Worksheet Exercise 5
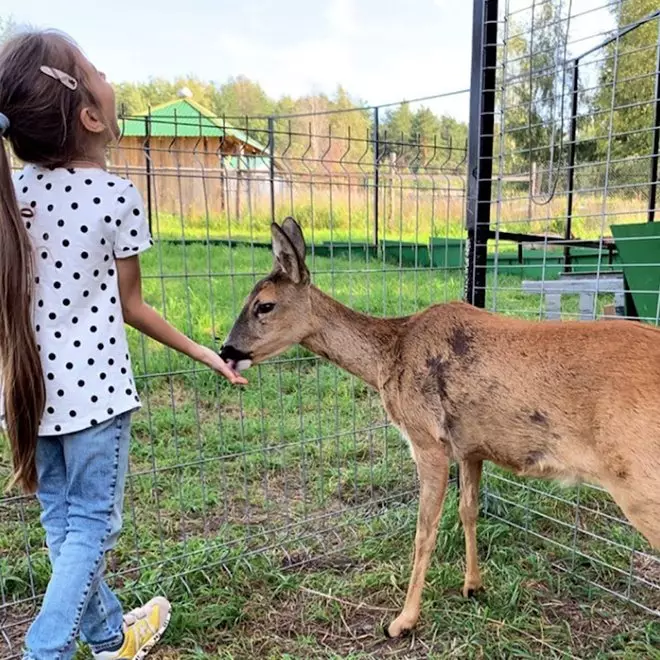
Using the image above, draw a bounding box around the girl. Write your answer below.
[0,30,247,659]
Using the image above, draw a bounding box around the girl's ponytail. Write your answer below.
[0,119,45,493]
[0,30,96,492]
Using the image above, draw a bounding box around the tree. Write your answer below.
[328,86,372,167]
[382,102,414,165]
[437,114,468,170]
[0,15,17,45]
[107,71,469,175]
[411,106,442,170]
[114,82,146,115]
[114,76,217,116]
[595,0,658,161]
[505,0,570,178]
[213,76,273,118]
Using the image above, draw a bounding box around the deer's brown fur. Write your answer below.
[221,218,660,638]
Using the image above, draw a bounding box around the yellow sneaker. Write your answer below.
[94,596,171,660]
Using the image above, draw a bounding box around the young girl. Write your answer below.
[0,30,247,659]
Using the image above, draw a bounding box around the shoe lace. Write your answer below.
[124,607,155,642]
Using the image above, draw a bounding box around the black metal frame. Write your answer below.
[564,62,579,271]
[649,24,660,223]
[144,113,153,235]
[268,116,276,223]
[465,0,498,309]
[373,106,381,249]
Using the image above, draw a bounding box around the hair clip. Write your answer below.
[39,65,78,91]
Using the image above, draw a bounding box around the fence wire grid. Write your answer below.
[468,0,660,620]
[2,0,660,655]
[0,91,470,655]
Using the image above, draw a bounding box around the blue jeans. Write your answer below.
[24,413,132,659]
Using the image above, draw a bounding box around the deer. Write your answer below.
[220,217,660,638]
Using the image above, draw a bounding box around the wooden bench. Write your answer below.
[521,272,625,321]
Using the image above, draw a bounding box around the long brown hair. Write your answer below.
[0,31,97,492]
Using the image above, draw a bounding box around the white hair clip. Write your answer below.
[39,65,78,91]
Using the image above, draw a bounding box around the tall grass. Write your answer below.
[151,188,652,245]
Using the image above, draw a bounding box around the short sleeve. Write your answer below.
[113,183,153,259]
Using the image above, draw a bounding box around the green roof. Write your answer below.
[119,99,266,152]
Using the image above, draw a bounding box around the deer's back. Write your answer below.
[383,301,660,486]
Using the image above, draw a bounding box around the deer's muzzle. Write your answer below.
[219,344,254,372]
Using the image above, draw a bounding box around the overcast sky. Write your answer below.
[3,0,616,120]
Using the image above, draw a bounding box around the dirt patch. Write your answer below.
[280,552,359,574]
[632,552,660,587]
[1,603,35,659]
[201,586,428,659]
[529,579,650,655]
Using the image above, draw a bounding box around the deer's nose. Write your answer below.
[219,344,252,363]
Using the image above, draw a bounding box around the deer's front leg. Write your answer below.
[386,448,449,638]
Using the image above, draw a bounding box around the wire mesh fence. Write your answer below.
[470,0,660,619]
[2,1,660,655]
[0,93,470,656]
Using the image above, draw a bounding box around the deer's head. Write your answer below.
[220,217,314,372]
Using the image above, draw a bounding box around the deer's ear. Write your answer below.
[271,223,310,285]
[280,217,306,263]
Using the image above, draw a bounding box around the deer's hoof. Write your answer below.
[385,615,416,639]
[462,581,483,599]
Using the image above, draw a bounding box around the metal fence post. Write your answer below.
[374,106,380,249]
[564,61,579,270]
[144,108,153,236]
[648,27,660,223]
[465,0,498,310]
[463,0,498,499]
[268,116,276,223]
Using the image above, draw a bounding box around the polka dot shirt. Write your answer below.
[7,165,154,436]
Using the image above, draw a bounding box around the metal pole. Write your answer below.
[465,0,498,308]
[268,116,276,223]
[460,0,499,501]
[564,61,579,270]
[648,31,660,223]
[374,106,380,249]
[144,108,153,236]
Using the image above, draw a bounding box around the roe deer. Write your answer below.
[220,217,660,638]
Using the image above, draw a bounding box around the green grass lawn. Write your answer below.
[1,243,658,659]
[149,190,654,247]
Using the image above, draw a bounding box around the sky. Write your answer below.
[2,0,616,121]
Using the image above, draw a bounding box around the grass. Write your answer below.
[149,190,654,246]
[1,241,659,659]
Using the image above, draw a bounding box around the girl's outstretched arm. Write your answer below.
[116,255,247,386]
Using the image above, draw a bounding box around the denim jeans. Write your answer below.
[24,413,132,659]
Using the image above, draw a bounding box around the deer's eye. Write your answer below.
[256,302,275,315]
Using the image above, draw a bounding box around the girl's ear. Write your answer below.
[79,105,106,135]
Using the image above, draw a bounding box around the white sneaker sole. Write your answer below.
[133,607,171,660]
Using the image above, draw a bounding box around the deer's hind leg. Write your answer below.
[459,459,483,598]
[386,444,449,639]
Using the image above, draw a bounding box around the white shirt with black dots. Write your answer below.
[5,164,154,436]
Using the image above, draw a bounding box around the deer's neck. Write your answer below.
[301,286,404,389]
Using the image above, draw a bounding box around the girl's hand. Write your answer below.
[196,345,248,385]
